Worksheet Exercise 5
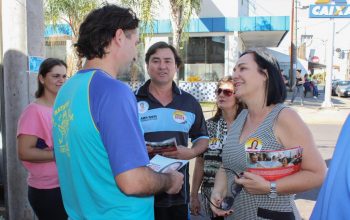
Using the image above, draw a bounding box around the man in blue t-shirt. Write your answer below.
[135,42,209,220]
[311,115,350,220]
[52,5,183,220]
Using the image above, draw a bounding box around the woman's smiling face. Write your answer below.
[233,53,267,101]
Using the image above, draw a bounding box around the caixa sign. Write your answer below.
[309,0,350,18]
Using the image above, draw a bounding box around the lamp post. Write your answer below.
[322,18,335,108]
[289,0,297,90]
[290,0,309,90]
[308,1,349,108]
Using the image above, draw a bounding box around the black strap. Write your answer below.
[257,207,295,220]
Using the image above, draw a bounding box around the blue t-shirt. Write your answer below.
[311,115,350,220]
[53,69,153,220]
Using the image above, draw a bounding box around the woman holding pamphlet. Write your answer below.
[190,76,244,220]
[210,49,326,219]
[17,58,68,219]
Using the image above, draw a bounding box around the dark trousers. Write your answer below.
[291,85,304,103]
[155,204,189,220]
[211,216,224,220]
[313,85,319,97]
[28,186,68,220]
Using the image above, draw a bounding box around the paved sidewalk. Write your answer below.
[285,89,349,125]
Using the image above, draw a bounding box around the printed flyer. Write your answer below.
[148,155,188,173]
[246,147,303,181]
[146,137,178,156]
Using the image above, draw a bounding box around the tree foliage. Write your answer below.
[120,0,201,51]
[169,0,201,50]
[44,0,102,75]
[44,0,101,38]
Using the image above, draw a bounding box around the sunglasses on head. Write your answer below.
[202,167,243,211]
[215,88,234,97]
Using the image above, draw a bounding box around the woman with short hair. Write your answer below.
[210,50,326,219]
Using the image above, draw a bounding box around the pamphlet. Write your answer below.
[148,155,188,173]
[246,147,303,181]
[146,137,177,156]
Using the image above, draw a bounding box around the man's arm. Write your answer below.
[190,156,204,215]
[162,138,208,160]
[191,138,209,156]
[115,166,183,196]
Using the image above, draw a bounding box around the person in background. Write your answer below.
[303,73,312,97]
[290,69,304,106]
[190,76,244,220]
[281,69,289,88]
[210,49,326,219]
[52,5,183,219]
[269,155,282,168]
[135,41,209,220]
[248,153,262,168]
[311,115,350,220]
[17,58,68,220]
[310,73,319,99]
[281,157,291,167]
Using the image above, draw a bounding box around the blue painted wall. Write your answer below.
[45,16,290,37]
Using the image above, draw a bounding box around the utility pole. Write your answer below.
[309,1,349,107]
[0,0,4,199]
[322,18,335,108]
[289,0,297,90]
[2,0,44,219]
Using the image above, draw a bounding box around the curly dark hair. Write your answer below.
[74,4,139,60]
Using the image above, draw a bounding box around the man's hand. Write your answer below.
[190,193,201,215]
[162,145,195,160]
[146,144,153,153]
[165,170,184,194]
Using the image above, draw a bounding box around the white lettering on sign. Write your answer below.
[310,4,350,17]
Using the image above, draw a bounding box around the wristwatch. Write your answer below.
[268,181,277,199]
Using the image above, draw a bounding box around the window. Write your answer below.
[181,36,225,81]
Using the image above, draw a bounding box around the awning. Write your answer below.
[140,16,289,48]
[240,30,288,48]
[308,61,326,69]
[238,16,289,48]
[46,16,290,49]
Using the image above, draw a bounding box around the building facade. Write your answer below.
[45,0,290,101]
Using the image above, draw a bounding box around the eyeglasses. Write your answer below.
[215,88,234,97]
[202,167,243,211]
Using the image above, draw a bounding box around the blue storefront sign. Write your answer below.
[309,0,350,18]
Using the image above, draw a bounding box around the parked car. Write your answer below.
[335,80,350,97]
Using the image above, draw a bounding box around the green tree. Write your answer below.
[44,0,101,74]
[121,0,201,51]
[44,0,99,38]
